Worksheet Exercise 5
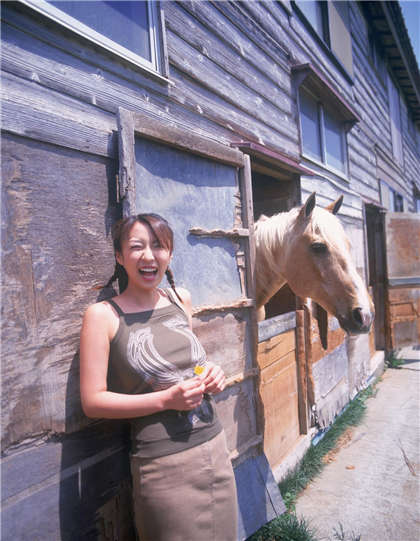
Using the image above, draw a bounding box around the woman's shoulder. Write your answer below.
[83,298,120,322]
[174,287,192,304]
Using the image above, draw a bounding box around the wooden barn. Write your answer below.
[2,1,419,539]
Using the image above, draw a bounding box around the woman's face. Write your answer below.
[116,221,172,292]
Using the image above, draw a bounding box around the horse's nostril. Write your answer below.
[352,307,364,327]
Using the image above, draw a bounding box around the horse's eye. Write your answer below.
[311,242,328,254]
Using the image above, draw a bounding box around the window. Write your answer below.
[20,0,164,75]
[295,1,329,44]
[387,72,403,166]
[368,32,386,83]
[380,180,405,212]
[293,1,353,78]
[299,87,346,173]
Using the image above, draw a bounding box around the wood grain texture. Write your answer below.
[1,134,119,447]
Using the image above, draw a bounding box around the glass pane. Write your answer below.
[324,108,345,171]
[296,1,325,38]
[49,1,151,61]
[300,90,322,161]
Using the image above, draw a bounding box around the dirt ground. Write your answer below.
[295,346,420,541]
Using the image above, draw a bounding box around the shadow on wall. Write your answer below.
[59,286,136,541]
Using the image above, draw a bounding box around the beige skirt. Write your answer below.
[130,430,238,541]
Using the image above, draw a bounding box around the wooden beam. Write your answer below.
[192,298,255,315]
[189,227,249,239]
[225,368,259,388]
[296,309,308,434]
[132,110,244,167]
[117,108,136,216]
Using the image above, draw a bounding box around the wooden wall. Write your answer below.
[2,1,420,538]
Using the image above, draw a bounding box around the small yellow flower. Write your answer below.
[194,365,205,376]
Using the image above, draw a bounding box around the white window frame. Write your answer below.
[20,0,163,76]
[299,88,348,177]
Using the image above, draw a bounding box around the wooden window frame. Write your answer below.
[298,86,348,176]
[19,0,169,80]
[293,63,359,179]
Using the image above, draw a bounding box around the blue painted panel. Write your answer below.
[134,137,242,306]
[234,454,286,540]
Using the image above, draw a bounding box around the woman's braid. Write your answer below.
[101,262,128,292]
[165,268,183,304]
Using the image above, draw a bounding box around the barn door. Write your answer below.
[365,205,387,350]
[117,108,284,539]
[384,212,420,349]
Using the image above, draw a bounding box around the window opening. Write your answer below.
[20,0,162,73]
[252,171,297,319]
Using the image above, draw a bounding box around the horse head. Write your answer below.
[255,193,374,335]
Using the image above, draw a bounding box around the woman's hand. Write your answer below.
[165,378,205,411]
[201,362,226,395]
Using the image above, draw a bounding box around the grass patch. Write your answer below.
[385,351,405,369]
[247,383,377,541]
[247,513,318,541]
[279,384,375,512]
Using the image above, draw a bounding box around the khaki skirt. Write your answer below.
[130,430,238,541]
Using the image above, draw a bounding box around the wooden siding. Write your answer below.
[2,1,420,539]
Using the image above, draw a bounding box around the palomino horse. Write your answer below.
[254,192,374,335]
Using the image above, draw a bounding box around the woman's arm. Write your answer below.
[79,302,205,419]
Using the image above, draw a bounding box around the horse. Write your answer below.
[254,192,374,335]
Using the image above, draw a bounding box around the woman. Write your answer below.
[80,213,238,541]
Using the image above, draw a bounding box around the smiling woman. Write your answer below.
[79,213,238,541]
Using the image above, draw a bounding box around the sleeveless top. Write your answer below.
[106,289,222,458]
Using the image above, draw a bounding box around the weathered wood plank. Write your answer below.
[117,107,136,215]
[259,349,300,469]
[296,309,308,434]
[1,424,134,541]
[234,454,286,540]
[258,330,296,371]
[165,1,291,106]
[169,65,299,156]
[212,0,290,67]
[1,20,241,150]
[189,226,249,239]
[167,31,296,141]
[172,0,291,88]
[132,108,245,167]
[1,134,119,446]
[258,312,297,343]
[1,95,116,158]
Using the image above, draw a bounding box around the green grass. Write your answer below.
[385,350,405,369]
[247,383,377,541]
[247,513,318,541]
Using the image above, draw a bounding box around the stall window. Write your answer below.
[20,0,164,75]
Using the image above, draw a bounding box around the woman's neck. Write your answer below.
[117,285,165,311]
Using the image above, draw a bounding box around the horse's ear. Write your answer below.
[258,214,269,222]
[299,192,316,220]
[325,195,343,215]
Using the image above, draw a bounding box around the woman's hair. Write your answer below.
[103,213,183,302]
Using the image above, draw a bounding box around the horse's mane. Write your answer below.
[255,205,347,254]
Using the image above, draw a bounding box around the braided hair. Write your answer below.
[103,213,183,303]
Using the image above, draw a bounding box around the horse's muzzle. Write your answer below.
[339,307,374,335]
